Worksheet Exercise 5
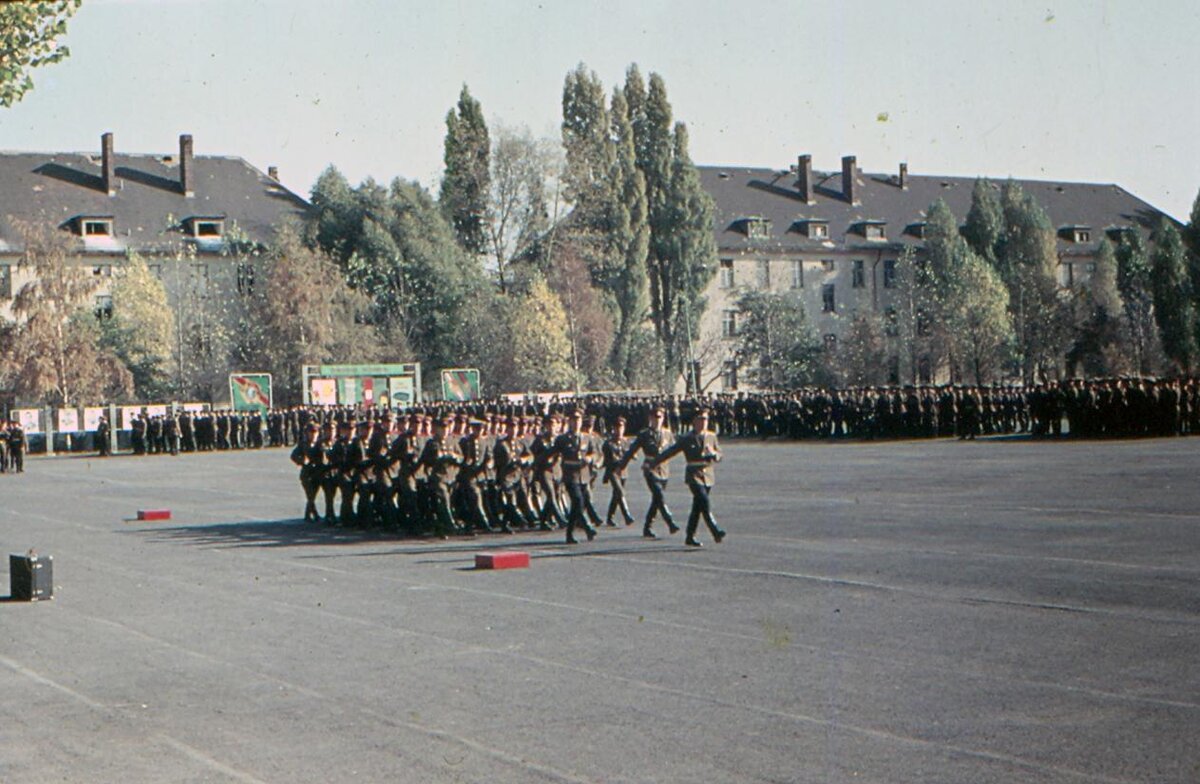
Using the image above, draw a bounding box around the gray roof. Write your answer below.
[0,149,311,256]
[699,164,1168,258]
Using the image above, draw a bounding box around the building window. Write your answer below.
[822,283,835,313]
[1064,263,1075,287]
[719,258,735,289]
[790,260,803,289]
[757,259,770,289]
[824,334,837,351]
[808,222,829,239]
[82,219,113,236]
[852,259,865,288]
[887,356,900,385]
[916,307,930,337]
[821,259,835,273]
[1074,229,1090,243]
[747,219,770,240]
[236,262,256,296]
[148,264,162,279]
[721,309,738,338]
[1087,263,1096,274]
[863,223,885,240]
[0,265,11,299]
[191,263,209,290]
[195,220,224,237]
[722,360,738,391]
[92,264,112,277]
[883,259,896,288]
[94,294,113,321]
[884,307,899,337]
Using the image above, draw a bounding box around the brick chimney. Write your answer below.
[899,162,908,190]
[179,134,194,197]
[796,154,813,204]
[267,165,279,181]
[101,132,115,196]
[842,155,859,205]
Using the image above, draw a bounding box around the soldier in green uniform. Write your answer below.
[419,415,466,538]
[548,408,600,544]
[290,423,324,523]
[621,406,679,539]
[601,416,636,526]
[651,409,726,547]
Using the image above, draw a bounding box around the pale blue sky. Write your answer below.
[2,0,1197,218]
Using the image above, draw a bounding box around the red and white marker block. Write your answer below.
[137,509,171,521]
[475,551,530,570]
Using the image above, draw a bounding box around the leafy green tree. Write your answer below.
[606,85,650,384]
[1114,231,1165,374]
[547,242,614,389]
[837,312,889,387]
[962,177,1003,268]
[998,181,1072,381]
[244,225,380,404]
[1150,221,1197,373]
[101,252,173,400]
[0,0,80,108]
[1068,239,1131,377]
[440,85,491,255]
[307,171,487,375]
[735,290,829,389]
[947,251,1013,384]
[510,276,576,391]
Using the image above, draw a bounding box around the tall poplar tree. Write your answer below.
[1068,239,1130,376]
[440,85,491,256]
[1114,231,1164,374]
[1150,221,1197,373]
[606,86,650,383]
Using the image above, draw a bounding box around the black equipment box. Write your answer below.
[10,553,53,601]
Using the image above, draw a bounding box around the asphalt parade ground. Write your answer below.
[1,438,1198,784]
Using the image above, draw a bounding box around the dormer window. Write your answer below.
[798,220,829,239]
[79,217,114,236]
[856,220,886,241]
[187,217,225,238]
[1106,225,1135,242]
[743,217,770,241]
[1059,225,1092,244]
[906,222,927,239]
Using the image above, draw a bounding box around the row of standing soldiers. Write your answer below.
[290,406,726,547]
[678,377,1200,440]
[0,420,27,474]
[129,409,301,455]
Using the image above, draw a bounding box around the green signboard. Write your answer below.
[441,368,480,402]
[317,363,417,378]
[229,373,272,412]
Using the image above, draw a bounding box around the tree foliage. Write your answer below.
[735,290,829,389]
[547,242,614,389]
[0,0,80,108]
[486,124,552,292]
[440,84,491,255]
[101,252,173,400]
[1150,220,1197,373]
[3,220,132,405]
[510,276,575,391]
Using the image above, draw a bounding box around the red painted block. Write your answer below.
[475,551,530,570]
[137,509,171,521]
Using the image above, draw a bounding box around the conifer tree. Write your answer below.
[606,86,650,383]
[962,178,1003,268]
[440,85,491,256]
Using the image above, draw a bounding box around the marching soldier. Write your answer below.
[621,405,679,539]
[418,415,466,538]
[601,416,636,526]
[651,408,726,547]
[291,423,324,523]
[548,408,599,544]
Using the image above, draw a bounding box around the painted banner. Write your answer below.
[440,368,480,402]
[83,407,106,432]
[389,376,415,406]
[14,409,40,434]
[310,378,337,406]
[230,373,272,412]
[57,409,80,432]
[120,407,138,430]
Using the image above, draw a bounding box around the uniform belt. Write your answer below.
[687,461,710,467]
